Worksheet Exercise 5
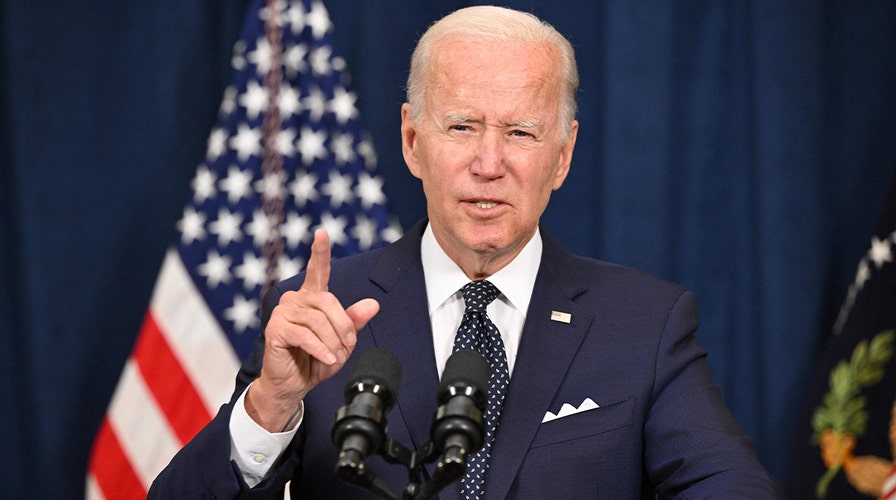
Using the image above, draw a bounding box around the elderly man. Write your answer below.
[150,5,780,499]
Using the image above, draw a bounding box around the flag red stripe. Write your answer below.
[133,311,213,444]
[882,465,896,500]
[89,417,146,499]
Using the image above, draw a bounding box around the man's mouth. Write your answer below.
[472,201,499,209]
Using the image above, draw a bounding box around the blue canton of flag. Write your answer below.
[177,0,402,361]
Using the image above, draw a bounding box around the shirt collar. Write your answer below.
[421,223,542,317]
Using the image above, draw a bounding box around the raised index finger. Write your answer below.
[302,228,331,292]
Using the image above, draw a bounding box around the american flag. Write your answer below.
[86,0,401,497]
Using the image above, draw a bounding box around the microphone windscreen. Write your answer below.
[440,349,489,395]
[347,348,403,394]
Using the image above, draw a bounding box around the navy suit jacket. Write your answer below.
[150,220,780,499]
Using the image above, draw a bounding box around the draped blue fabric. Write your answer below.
[2,1,895,496]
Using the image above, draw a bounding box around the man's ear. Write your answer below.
[401,103,422,179]
[553,120,578,190]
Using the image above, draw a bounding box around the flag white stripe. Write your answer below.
[152,250,242,412]
[84,473,106,500]
[883,469,896,500]
[107,359,181,488]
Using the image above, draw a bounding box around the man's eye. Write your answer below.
[450,125,471,132]
[510,130,532,138]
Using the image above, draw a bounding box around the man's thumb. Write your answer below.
[346,298,380,330]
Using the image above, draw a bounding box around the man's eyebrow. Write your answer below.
[444,112,476,124]
[509,119,541,128]
[442,113,542,129]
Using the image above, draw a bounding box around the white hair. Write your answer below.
[406,6,579,140]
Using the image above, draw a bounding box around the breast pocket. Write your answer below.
[530,396,635,449]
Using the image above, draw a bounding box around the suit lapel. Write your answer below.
[485,231,594,499]
[365,221,441,457]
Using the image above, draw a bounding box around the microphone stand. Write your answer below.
[334,348,486,499]
[336,436,469,500]
[335,440,400,499]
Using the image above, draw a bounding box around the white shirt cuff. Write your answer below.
[229,383,303,488]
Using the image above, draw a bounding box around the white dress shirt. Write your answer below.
[421,223,541,378]
[228,223,543,487]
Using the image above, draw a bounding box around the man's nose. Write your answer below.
[470,132,506,178]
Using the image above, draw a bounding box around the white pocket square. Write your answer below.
[541,397,600,423]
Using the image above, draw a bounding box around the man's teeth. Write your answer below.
[474,201,498,209]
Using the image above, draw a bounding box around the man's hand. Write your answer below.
[245,229,380,432]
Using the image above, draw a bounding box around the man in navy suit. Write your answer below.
[150,5,780,499]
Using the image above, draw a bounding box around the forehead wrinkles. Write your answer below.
[423,38,562,128]
[427,37,561,92]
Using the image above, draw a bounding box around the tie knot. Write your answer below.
[460,280,500,313]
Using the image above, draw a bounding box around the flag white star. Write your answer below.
[197,250,232,289]
[219,85,238,116]
[230,123,262,161]
[245,208,273,248]
[306,1,333,39]
[177,207,207,244]
[331,56,346,73]
[285,1,306,36]
[309,45,333,75]
[224,294,260,333]
[231,41,247,72]
[277,254,304,281]
[330,132,355,165]
[282,211,313,249]
[322,171,354,208]
[239,80,269,120]
[351,215,378,250]
[278,84,303,119]
[209,208,245,246]
[297,126,328,165]
[255,170,287,203]
[355,172,386,210]
[869,236,893,269]
[275,127,297,157]
[191,165,217,203]
[206,128,228,161]
[247,36,273,77]
[283,43,308,78]
[319,213,348,245]
[258,0,288,25]
[329,86,358,124]
[382,224,403,243]
[289,172,319,206]
[303,86,327,122]
[255,170,286,201]
[357,137,377,167]
[220,165,254,204]
[234,252,268,291]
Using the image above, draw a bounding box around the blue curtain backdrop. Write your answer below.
[2,1,895,497]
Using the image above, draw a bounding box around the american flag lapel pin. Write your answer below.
[551,310,572,324]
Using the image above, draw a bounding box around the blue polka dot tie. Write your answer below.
[452,280,509,500]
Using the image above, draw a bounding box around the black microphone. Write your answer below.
[420,349,489,497]
[332,348,402,490]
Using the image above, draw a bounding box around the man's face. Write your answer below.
[401,36,578,276]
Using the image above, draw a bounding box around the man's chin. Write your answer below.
[465,236,518,261]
